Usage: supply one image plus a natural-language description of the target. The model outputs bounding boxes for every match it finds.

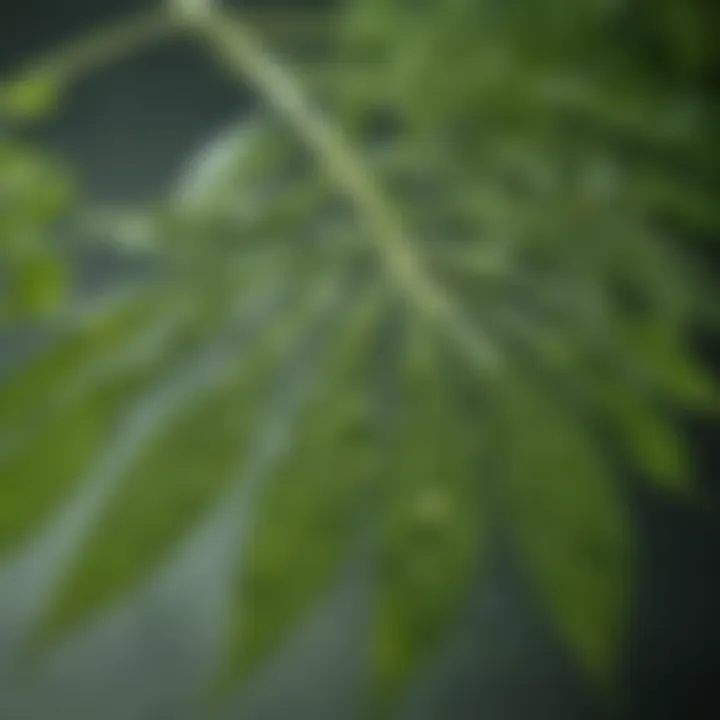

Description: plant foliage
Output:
[1,0,718,715]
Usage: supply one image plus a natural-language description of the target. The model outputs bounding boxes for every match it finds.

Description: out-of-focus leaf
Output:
[616,319,717,408]
[373,318,484,710]
[0,138,75,321]
[0,68,61,121]
[219,284,385,690]
[0,289,166,433]
[0,293,188,556]
[40,271,340,642]
[599,385,691,495]
[5,252,69,319]
[0,140,74,247]
[0,259,287,559]
[494,374,631,686]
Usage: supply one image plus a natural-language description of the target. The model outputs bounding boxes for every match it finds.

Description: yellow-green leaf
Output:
[0,69,61,121]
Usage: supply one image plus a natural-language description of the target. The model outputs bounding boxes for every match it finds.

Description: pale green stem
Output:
[190,4,498,373]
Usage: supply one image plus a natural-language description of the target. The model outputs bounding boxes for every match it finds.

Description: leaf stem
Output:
[192,5,499,373]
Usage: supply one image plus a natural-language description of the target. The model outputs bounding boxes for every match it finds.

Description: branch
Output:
[189,3,499,373]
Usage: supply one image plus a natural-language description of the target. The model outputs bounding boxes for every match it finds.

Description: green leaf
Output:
[0,262,288,560]
[599,385,692,495]
[0,69,61,121]
[0,140,74,242]
[5,252,70,319]
[0,139,75,321]
[219,285,386,691]
[0,294,187,556]
[0,289,165,434]
[37,272,338,643]
[495,375,631,686]
[373,319,484,710]
[617,319,717,408]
